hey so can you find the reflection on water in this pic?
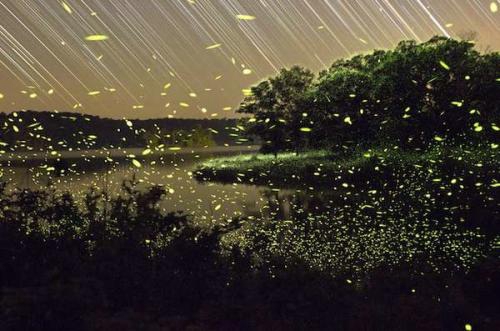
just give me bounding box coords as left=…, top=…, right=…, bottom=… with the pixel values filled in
left=1, top=150, right=269, bottom=226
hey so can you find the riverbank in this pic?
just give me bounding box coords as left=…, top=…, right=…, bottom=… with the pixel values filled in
left=195, top=143, right=499, bottom=189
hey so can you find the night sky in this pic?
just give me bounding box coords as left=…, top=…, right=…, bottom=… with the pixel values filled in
left=0, top=0, right=498, bottom=119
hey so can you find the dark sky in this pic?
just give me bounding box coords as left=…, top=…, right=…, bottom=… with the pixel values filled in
left=0, top=0, right=498, bottom=119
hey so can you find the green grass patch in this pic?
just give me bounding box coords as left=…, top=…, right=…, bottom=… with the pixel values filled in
left=195, top=143, right=499, bottom=188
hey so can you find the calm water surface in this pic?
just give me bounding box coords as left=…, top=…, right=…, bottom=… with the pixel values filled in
left=0, top=147, right=305, bottom=226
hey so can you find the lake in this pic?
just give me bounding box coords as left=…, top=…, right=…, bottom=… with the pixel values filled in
left=0, top=146, right=311, bottom=227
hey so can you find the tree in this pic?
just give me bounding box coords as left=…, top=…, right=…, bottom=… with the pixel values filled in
left=185, top=126, right=216, bottom=148
left=372, top=37, right=498, bottom=147
left=237, top=36, right=499, bottom=153
left=238, top=66, right=314, bottom=155
left=310, top=67, right=375, bottom=150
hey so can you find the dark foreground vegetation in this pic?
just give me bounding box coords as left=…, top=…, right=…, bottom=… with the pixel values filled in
left=0, top=173, right=498, bottom=330
left=1, top=37, right=499, bottom=330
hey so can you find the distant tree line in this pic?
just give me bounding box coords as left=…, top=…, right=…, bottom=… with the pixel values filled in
left=142, top=125, right=216, bottom=149
left=239, top=37, right=499, bottom=155
left=0, top=111, right=243, bottom=152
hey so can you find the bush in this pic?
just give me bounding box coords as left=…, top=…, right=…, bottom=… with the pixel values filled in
left=0, top=178, right=228, bottom=329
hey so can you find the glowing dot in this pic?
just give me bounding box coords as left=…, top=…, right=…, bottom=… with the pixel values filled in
left=465, top=324, right=472, bottom=331
left=242, top=68, right=252, bottom=75
left=206, top=43, right=222, bottom=50
left=132, top=159, right=142, bottom=168
left=61, top=1, right=73, bottom=14
left=88, top=91, right=101, bottom=96
left=236, top=14, right=256, bottom=21
left=439, top=60, right=450, bottom=70
left=85, top=35, right=109, bottom=41
left=300, top=127, right=312, bottom=132
left=242, top=89, right=252, bottom=96
left=179, top=102, right=190, bottom=108
left=358, top=38, right=368, bottom=44
left=491, top=2, right=498, bottom=13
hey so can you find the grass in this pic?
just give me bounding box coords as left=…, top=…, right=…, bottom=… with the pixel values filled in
left=195, top=143, right=500, bottom=189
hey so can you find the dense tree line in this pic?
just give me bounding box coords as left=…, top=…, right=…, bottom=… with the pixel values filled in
left=239, top=37, right=499, bottom=154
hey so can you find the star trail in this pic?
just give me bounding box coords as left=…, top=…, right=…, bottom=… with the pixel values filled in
left=0, top=0, right=498, bottom=119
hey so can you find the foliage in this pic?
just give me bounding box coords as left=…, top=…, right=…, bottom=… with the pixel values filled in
left=238, top=37, right=499, bottom=153
left=238, top=66, right=315, bottom=155
left=194, top=141, right=499, bottom=329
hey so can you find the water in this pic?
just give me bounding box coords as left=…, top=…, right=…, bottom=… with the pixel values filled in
left=0, top=146, right=277, bottom=226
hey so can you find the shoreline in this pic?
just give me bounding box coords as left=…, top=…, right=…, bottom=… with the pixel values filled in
left=0, top=145, right=260, bottom=165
